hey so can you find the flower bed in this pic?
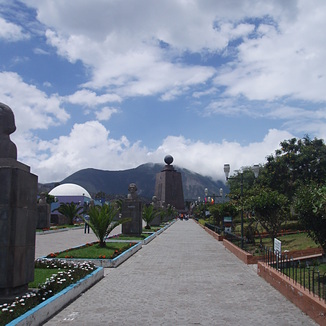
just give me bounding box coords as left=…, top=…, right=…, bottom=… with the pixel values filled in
left=1, top=259, right=102, bottom=326
left=46, top=241, right=142, bottom=268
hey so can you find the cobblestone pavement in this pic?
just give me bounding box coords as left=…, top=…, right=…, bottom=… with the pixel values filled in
left=41, top=220, right=316, bottom=326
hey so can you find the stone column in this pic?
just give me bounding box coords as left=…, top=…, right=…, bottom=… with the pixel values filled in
left=0, top=103, right=38, bottom=301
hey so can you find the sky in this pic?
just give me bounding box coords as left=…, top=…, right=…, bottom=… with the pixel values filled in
left=1, top=0, right=326, bottom=184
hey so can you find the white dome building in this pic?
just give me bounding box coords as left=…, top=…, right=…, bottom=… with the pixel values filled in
left=49, top=184, right=93, bottom=225
left=49, top=183, right=92, bottom=199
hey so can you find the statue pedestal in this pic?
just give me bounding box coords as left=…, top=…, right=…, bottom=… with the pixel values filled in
left=121, top=200, right=142, bottom=236
left=0, top=159, right=38, bottom=301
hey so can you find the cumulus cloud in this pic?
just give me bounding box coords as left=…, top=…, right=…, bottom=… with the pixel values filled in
left=66, top=89, right=122, bottom=106
left=95, top=107, right=119, bottom=121
left=2, top=0, right=325, bottom=184
left=0, top=71, right=69, bottom=132
left=33, top=121, right=149, bottom=181
left=24, top=121, right=292, bottom=183
left=24, top=0, right=325, bottom=106
left=0, top=16, right=29, bottom=41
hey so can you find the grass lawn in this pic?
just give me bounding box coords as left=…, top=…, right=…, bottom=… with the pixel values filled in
left=49, top=242, right=135, bottom=259
left=109, top=233, right=150, bottom=240
left=29, top=268, right=61, bottom=288
left=143, top=226, right=161, bottom=232
left=246, top=232, right=320, bottom=255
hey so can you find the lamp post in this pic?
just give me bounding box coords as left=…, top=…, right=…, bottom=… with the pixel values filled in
left=223, top=164, right=260, bottom=249
left=204, top=187, right=223, bottom=204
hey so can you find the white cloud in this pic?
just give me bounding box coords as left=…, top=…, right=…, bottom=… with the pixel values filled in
left=32, top=121, right=149, bottom=182
left=95, top=107, right=119, bottom=121
left=23, top=120, right=293, bottom=183
left=214, top=1, right=326, bottom=102
left=152, top=129, right=293, bottom=182
left=0, top=16, right=29, bottom=41
left=0, top=71, right=69, bottom=133
left=66, top=89, right=122, bottom=106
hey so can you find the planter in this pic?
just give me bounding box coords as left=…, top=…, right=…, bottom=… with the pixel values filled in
left=8, top=266, right=104, bottom=326
left=50, top=241, right=143, bottom=268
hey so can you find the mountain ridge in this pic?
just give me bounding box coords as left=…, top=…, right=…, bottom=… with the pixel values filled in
left=38, top=163, right=227, bottom=201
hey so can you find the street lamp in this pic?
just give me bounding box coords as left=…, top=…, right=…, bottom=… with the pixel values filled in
left=223, top=163, right=260, bottom=249
left=204, top=187, right=223, bottom=203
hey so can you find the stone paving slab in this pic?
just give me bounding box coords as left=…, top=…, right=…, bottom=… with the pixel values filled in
left=42, top=220, right=316, bottom=325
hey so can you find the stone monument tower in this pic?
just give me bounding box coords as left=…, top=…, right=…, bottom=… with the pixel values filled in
left=0, top=103, right=38, bottom=301
left=154, top=155, right=185, bottom=211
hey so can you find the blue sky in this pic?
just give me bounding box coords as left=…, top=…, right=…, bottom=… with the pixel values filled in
left=1, top=0, right=326, bottom=183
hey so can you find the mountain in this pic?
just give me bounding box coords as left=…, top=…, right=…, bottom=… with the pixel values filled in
left=39, top=163, right=227, bottom=201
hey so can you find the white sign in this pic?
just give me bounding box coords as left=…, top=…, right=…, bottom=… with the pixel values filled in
left=274, top=238, right=281, bottom=254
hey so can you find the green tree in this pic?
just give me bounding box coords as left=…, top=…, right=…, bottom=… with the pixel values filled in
left=86, top=204, right=130, bottom=247
left=142, top=204, right=159, bottom=229
left=57, top=202, right=84, bottom=225
left=246, top=188, right=289, bottom=250
left=260, top=136, right=326, bottom=200
left=208, top=202, right=237, bottom=228
left=294, top=184, right=326, bottom=253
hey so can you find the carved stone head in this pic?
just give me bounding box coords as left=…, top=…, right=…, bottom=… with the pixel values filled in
left=128, top=183, right=138, bottom=199
left=0, top=102, right=17, bottom=159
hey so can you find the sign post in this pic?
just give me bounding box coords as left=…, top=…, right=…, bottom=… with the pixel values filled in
left=274, top=238, right=282, bottom=269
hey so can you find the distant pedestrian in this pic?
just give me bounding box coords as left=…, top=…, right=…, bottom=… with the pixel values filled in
left=84, top=214, right=90, bottom=233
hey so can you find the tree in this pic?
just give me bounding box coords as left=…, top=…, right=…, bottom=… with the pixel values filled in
left=246, top=188, right=289, bottom=251
left=57, top=202, right=84, bottom=225
left=260, top=136, right=326, bottom=200
left=86, top=204, right=130, bottom=247
left=208, top=202, right=237, bottom=228
left=142, top=204, right=159, bottom=229
left=294, top=184, right=326, bottom=253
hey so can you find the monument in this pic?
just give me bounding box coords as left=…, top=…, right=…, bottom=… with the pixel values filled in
left=0, top=103, right=38, bottom=301
left=121, top=183, right=142, bottom=236
left=154, top=155, right=185, bottom=211
left=37, top=192, right=51, bottom=229
left=150, top=196, right=162, bottom=226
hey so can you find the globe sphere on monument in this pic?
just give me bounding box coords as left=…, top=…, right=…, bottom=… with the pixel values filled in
left=164, top=155, right=173, bottom=165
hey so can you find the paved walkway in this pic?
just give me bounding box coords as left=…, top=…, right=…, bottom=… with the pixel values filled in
left=38, top=220, right=316, bottom=325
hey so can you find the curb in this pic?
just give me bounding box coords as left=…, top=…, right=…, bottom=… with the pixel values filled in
left=8, top=266, right=104, bottom=326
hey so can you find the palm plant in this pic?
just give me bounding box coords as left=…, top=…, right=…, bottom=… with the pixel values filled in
left=86, top=204, right=130, bottom=247
left=57, top=202, right=84, bottom=225
left=142, top=204, right=159, bottom=229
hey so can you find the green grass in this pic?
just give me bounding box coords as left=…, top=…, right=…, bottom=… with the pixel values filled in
left=143, top=226, right=162, bottom=232
left=246, top=232, right=319, bottom=256
left=111, top=233, right=153, bottom=240
left=28, top=268, right=60, bottom=288
left=51, top=242, right=135, bottom=259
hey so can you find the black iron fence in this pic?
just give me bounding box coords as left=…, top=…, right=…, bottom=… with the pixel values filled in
left=204, top=222, right=224, bottom=235
left=263, top=247, right=326, bottom=302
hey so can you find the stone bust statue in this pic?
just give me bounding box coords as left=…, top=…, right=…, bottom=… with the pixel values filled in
left=0, top=102, right=17, bottom=159
left=127, top=183, right=138, bottom=199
